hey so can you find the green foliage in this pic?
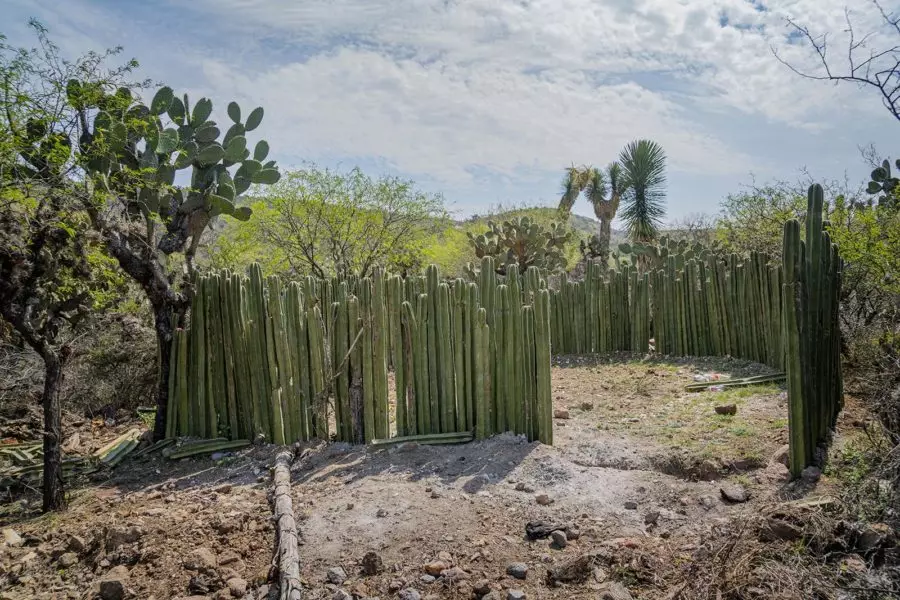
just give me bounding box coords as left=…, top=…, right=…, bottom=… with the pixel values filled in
left=618, top=139, right=667, bottom=242
left=867, top=158, right=900, bottom=208
left=466, top=215, right=570, bottom=275
left=717, top=184, right=807, bottom=257
left=207, top=166, right=446, bottom=278
left=611, top=235, right=716, bottom=272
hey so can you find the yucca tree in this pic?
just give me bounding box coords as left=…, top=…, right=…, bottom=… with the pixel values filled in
left=618, top=139, right=667, bottom=242
left=558, top=163, right=624, bottom=267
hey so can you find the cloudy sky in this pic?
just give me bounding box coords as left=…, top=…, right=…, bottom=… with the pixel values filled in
left=4, top=0, right=899, bottom=222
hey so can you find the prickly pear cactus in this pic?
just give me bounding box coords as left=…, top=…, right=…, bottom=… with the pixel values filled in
left=466, top=216, right=570, bottom=275
left=867, top=158, right=900, bottom=208
left=75, top=83, right=280, bottom=256
left=611, top=236, right=722, bottom=272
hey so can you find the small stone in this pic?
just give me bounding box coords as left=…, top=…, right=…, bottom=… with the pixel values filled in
left=565, top=528, right=581, bottom=540
left=184, top=547, right=217, bottom=572
left=624, top=501, right=638, bottom=510
left=720, top=483, right=750, bottom=503
left=514, top=482, right=526, bottom=491
left=597, top=581, right=634, bottom=600
left=326, top=566, right=347, bottom=584
left=227, top=577, right=248, bottom=597
left=474, top=578, right=492, bottom=596
left=389, top=580, right=404, bottom=593
left=440, top=566, right=469, bottom=579
left=399, top=590, right=422, bottom=600
left=346, top=503, right=354, bottom=510
left=550, top=530, right=567, bottom=549
left=437, top=551, right=453, bottom=563
left=99, top=580, right=126, bottom=600
left=505, top=562, right=528, bottom=580
left=332, top=590, right=352, bottom=600
left=2, top=528, right=24, bottom=547
left=699, top=495, right=718, bottom=509
left=553, top=409, right=570, bottom=420
left=535, top=494, right=553, bottom=506
left=430, top=489, right=441, bottom=499
left=483, top=593, right=502, bottom=600
left=376, top=508, right=389, bottom=518
left=580, top=402, right=593, bottom=411
left=105, top=526, right=143, bottom=551
left=423, top=561, right=447, bottom=576
left=679, top=496, right=692, bottom=506
left=420, top=574, right=436, bottom=584
left=771, top=445, right=790, bottom=467
left=714, top=404, right=737, bottom=416
left=361, top=551, right=383, bottom=575
left=66, top=535, right=87, bottom=554
left=507, top=590, right=526, bottom=600
left=58, top=552, right=79, bottom=568
left=644, top=512, right=660, bottom=526
left=801, top=466, right=822, bottom=484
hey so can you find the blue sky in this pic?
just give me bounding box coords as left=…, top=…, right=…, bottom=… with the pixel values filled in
left=4, top=0, right=899, bottom=224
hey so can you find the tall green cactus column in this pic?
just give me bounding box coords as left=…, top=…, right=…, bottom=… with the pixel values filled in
left=414, top=293, right=432, bottom=434
left=783, top=218, right=806, bottom=477
left=452, top=280, right=469, bottom=432
left=389, top=276, right=408, bottom=436
left=438, top=282, right=455, bottom=432
left=359, top=280, right=376, bottom=442
left=371, top=268, right=390, bottom=439
left=400, top=299, right=419, bottom=436
left=347, top=295, right=364, bottom=443
left=533, top=288, right=553, bottom=444
left=425, top=266, right=441, bottom=434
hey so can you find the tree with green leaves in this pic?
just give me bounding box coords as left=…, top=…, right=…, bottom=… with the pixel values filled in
left=213, top=166, right=445, bottom=279
left=0, top=29, right=125, bottom=510
left=3, top=22, right=281, bottom=440
left=618, top=139, right=667, bottom=243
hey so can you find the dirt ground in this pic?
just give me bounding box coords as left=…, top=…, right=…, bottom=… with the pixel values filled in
left=0, top=354, right=865, bottom=600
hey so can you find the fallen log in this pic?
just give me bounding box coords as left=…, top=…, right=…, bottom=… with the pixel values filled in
left=271, top=449, right=302, bottom=600
left=368, top=430, right=474, bottom=448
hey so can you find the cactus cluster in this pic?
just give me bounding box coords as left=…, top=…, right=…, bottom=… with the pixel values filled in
left=611, top=236, right=722, bottom=272
left=466, top=216, right=570, bottom=277
left=167, top=261, right=554, bottom=446
left=74, top=83, right=280, bottom=253
left=866, top=158, right=900, bottom=208
left=782, top=185, right=843, bottom=476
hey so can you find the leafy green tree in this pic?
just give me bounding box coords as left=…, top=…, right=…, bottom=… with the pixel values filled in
left=618, top=139, right=667, bottom=242
left=3, top=23, right=281, bottom=439
left=716, top=182, right=808, bottom=257
left=0, top=29, right=125, bottom=510
left=216, top=166, right=446, bottom=279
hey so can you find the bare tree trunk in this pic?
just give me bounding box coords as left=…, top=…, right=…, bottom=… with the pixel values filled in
left=271, top=450, right=302, bottom=600
left=598, top=217, right=613, bottom=268
left=41, top=350, right=66, bottom=512
left=152, top=307, right=175, bottom=441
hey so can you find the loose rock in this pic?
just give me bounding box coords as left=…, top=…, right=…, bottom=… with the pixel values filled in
left=361, top=551, right=383, bottom=575
left=535, top=494, right=554, bottom=506
left=507, top=589, right=526, bottom=600
left=623, top=501, right=638, bottom=510
left=801, top=466, right=822, bottom=484
left=332, top=590, right=352, bottom=600
left=420, top=574, right=436, bottom=584
left=376, top=508, right=389, bottom=518
left=771, top=445, right=790, bottom=467
left=699, top=495, right=718, bottom=509
left=550, top=530, right=568, bottom=549
left=506, top=562, right=528, bottom=580
left=399, top=590, right=422, bottom=600
left=714, top=404, right=737, bottom=416
left=326, top=566, right=347, bottom=584
left=597, top=581, right=634, bottom=600
left=2, top=528, right=23, bottom=547
left=565, top=527, right=581, bottom=540
left=58, top=552, right=79, bottom=568
left=720, top=483, right=750, bottom=503
left=105, top=526, right=143, bottom=551
left=474, top=578, right=492, bottom=596
left=440, top=566, right=469, bottom=580
left=184, top=547, right=217, bottom=572
left=227, top=577, right=248, bottom=598
left=423, top=560, right=448, bottom=576
left=644, top=512, right=660, bottom=526
left=553, top=409, right=570, bottom=420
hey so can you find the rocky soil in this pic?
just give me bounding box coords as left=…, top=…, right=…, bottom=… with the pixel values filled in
left=0, top=354, right=887, bottom=599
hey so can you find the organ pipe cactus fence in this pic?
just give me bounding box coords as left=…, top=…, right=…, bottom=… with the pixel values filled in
left=546, top=184, right=842, bottom=476
left=166, top=261, right=553, bottom=446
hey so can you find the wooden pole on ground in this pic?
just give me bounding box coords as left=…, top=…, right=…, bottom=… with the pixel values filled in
left=271, top=450, right=302, bottom=600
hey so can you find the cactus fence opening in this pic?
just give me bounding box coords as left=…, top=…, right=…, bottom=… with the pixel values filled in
left=166, top=185, right=841, bottom=477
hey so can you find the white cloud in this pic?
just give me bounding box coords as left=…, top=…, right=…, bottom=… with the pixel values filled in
left=5, top=0, right=899, bottom=215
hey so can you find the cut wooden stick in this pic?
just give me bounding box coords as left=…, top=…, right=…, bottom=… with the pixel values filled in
left=271, top=450, right=302, bottom=600
left=685, top=372, right=786, bottom=391
left=165, top=439, right=250, bottom=460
